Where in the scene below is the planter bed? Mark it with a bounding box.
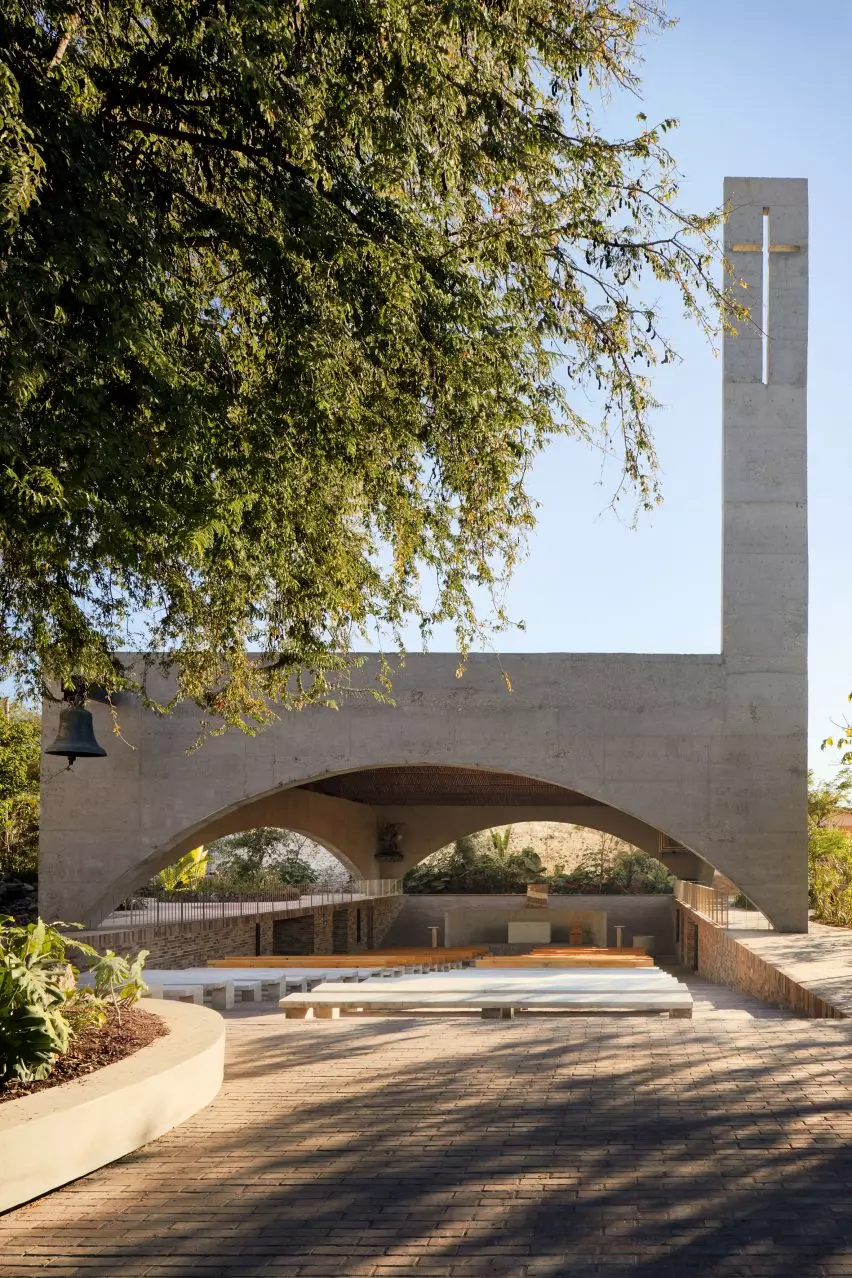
[0,998,224,1213]
[0,1006,167,1105]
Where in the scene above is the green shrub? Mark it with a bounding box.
[0,704,40,877]
[549,846,674,896]
[405,836,548,894]
[89,949,149,1026]
[809,826,852,926]
[0,916,148,1085]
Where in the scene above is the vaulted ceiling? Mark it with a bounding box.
[299,766,602,808]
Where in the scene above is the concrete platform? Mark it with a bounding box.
[0,1000,224,1214]
[730,921,852,1015]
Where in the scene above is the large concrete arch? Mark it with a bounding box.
[44,763,712,926]
[39,177,809,931]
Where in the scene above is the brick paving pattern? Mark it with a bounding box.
[3,973,852,1277]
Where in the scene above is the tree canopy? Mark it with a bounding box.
[0,1,731,728]
[0,701,40,875]
[207,827,319,887]
[404,825,673,894]
[808,769,852,831]
[807,771,852,927]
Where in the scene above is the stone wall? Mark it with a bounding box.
[369,895,405,948]
[382,894,676,955]
[75,894,404,967]
[676,902,844,1018]
[271,913,317,955]
[76,913,263,968]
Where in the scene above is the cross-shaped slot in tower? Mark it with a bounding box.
[730,207,801,385]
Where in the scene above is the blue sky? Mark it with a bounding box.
[394,1,851,780]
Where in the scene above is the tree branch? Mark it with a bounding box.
[48,13,79,69]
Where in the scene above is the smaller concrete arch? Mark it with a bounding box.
[400,814,714,887]
[84,785,375,924]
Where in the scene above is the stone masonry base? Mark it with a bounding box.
[73,895,404,967]
[676,902,844,1019]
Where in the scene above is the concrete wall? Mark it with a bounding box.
[444,905,608,948]
[383,894,676,957]
[39,177,809,932]
[0,999,225,1214]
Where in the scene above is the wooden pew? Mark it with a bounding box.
[478,956,654,969]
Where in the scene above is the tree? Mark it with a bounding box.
[807,769,852,831]
[573,832,623,892]
[0,701,39,876]
[157,845,208,891]
[489,828,513,861]
[806,771,852,926]
[207,827,318,887]
[549,833,673,894]
[0,1,735,728]
[608,848,673,894]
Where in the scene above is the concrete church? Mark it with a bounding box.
[40,177,809,932]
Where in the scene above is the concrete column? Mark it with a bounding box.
[718,177,808,930]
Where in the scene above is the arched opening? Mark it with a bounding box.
[83,761,755,927]
[402,821,678,897]
[151,827,355,896]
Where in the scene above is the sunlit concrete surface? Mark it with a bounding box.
[731,920,852,1015]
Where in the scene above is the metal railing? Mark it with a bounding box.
[674,879,772,931]
[675,880,729,926]
[94,877,402,931]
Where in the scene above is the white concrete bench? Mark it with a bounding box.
[144,968,292,1000]
[132,974,235,1010]
[312,969,681,991]
[313,974,683,995]
[280,989,693,1019]
[156,986,204,1006]
[142,979,262,1005]
[79,972,221,1008]
[254,967,405,985]
[279,969,694,1020]
[231,980,265,1002]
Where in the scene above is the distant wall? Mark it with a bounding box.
[382,894,676,955]
[446,906,607,947]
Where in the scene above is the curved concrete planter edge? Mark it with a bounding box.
[0,999,224,1213]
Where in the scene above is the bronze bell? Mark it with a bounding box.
[45,706,107,764]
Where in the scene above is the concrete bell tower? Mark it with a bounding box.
[720,177,808,925]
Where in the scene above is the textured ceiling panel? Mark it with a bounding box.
[300,766,601,808]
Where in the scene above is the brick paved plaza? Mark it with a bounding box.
[3,975,852,1278]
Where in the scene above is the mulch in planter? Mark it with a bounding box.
[0,1005,168,1104]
